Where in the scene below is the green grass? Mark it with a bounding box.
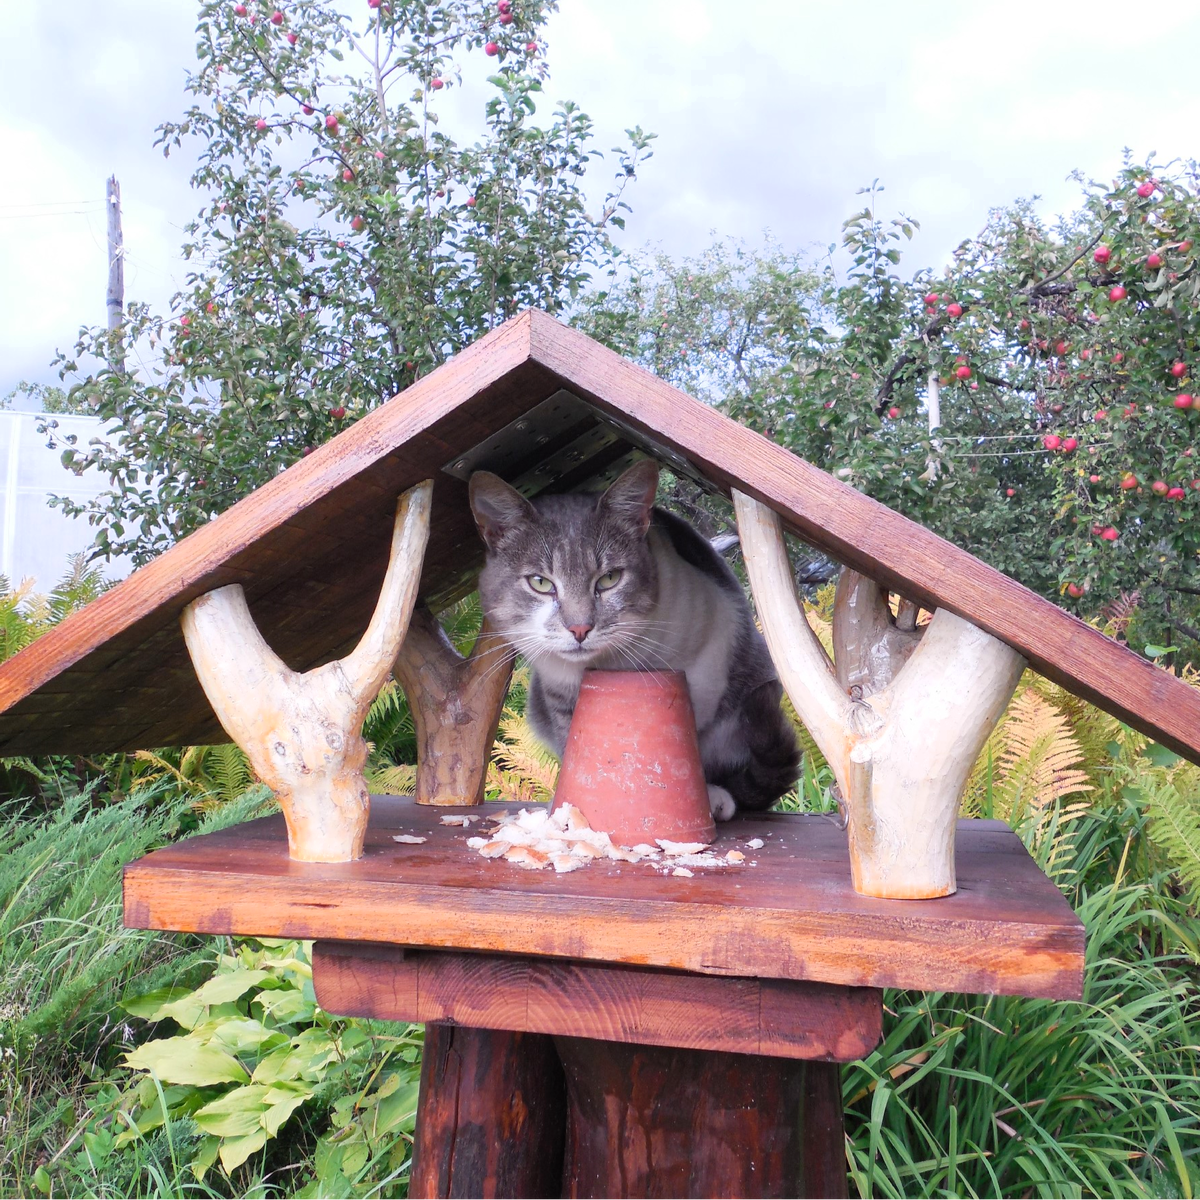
[2,758,1198,1197]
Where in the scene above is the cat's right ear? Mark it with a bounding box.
[469,472,536,550]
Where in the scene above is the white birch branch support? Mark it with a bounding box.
[181,480,434,862]
[733,489,1026,899]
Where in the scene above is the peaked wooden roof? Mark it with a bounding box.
[1,309,1196,758]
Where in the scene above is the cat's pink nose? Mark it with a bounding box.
[568,624,593,643]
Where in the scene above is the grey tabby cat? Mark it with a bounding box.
[469,460,800,818]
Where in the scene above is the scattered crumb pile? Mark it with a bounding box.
[454,803,755,875]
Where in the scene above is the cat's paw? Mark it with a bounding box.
[707,784,736,822]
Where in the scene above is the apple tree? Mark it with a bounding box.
[583,163,1200,663]
[50,0,652,565]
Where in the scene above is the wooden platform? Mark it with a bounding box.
[124,796,1084,1001]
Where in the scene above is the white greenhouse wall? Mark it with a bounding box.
[0,411,131,591]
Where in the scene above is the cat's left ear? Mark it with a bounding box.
[600,459,659,535]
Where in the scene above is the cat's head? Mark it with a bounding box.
[469,460,661,668]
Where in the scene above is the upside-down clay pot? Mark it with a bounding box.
[551,670,715,847]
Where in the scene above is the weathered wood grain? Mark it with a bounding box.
[409,1023,565,1200]
[310,942,881,1061]
[555,1036,846,1199]
[123,796,1085,1000]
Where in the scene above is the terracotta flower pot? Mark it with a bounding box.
[552,669,715,847]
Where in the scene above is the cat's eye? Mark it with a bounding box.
[595,569,623,592]
[526,574,556,594]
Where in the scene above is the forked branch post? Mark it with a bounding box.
[393,605,514,807]
[181,480,434,862]
[733,490,1025,898]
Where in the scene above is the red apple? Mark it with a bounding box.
[342,168,354,181]
[1006,488,1015,497]
[499,10,514,21]
[1019,318,1030,331]
[946,302,963,318]
[970,382,979,390]
[1146,252,1163,269]
[369,0,380,6]
[485,40,499,55]
[1113,351,1124,364]
[888,406,901,419]
[1095,409,1108,420]
[271,9,283,24]
[1101,527,1119,541]
[1062,437,1078,452]
[1108,285,1127,302]
[525,40,538,52]
[1067,583,1084,598]
[255,117,267,130]
[1080,348,1091,360]
[956,365,971,380]
[1174,394,1193,409]
[1137,180,1155,198]
[330,406,347,420]
[1167,486,1186,500]
[1043,434,1062,451]
[234,2,246,12]
[325,114,339,132]
[1171,362,1187,378]
[1051,403,1065,414]
[206,301,216,313]
[498,0,512,9]
[1093,244,1112,264]
[302,104,314,115]
[287,30,298,43]
[1089,474,1100,483]
[1152,479,1169,495]
[302,446,315,457]
[350,215,364,231]
[1120,474,1138,489]
[1181,394,1198,408]
[924,292,939,305]
[466,195,477,207]
[1056,341,1070,355]
[431,76,444,89]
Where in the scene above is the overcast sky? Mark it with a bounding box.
[3,0,1199,399]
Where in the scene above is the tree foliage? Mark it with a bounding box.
[582,162,1200,663]
[51,0,652,565]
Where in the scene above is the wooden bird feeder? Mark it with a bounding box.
[2,311,1197,1197]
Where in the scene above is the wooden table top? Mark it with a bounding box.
[123,796,1085,1000]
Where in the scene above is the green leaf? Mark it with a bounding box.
[193,1084,270,1137]
[121,986,194,1020]
[124,1037,249,1086]
[219,1129,268,1173]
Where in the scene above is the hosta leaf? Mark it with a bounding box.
[218,1130,268,1173]
[124,1037,249,1086]
[193,1084,270,1136]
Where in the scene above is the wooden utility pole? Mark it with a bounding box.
[106,175,125,369]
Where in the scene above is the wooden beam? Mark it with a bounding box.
[311,943,882,1062]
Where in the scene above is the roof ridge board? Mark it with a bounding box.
[0,313,535,713]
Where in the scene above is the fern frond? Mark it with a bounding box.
[366,762,417,795]
[491,709,558,800]
[1141,773,1200,897]
[991,688,1092,824]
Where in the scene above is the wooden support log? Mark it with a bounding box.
[409,1024,566,1200]
[181,481,433,862]
[393,606,513,807]
[555,1036,847,1200]
[733,489,1025,898]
